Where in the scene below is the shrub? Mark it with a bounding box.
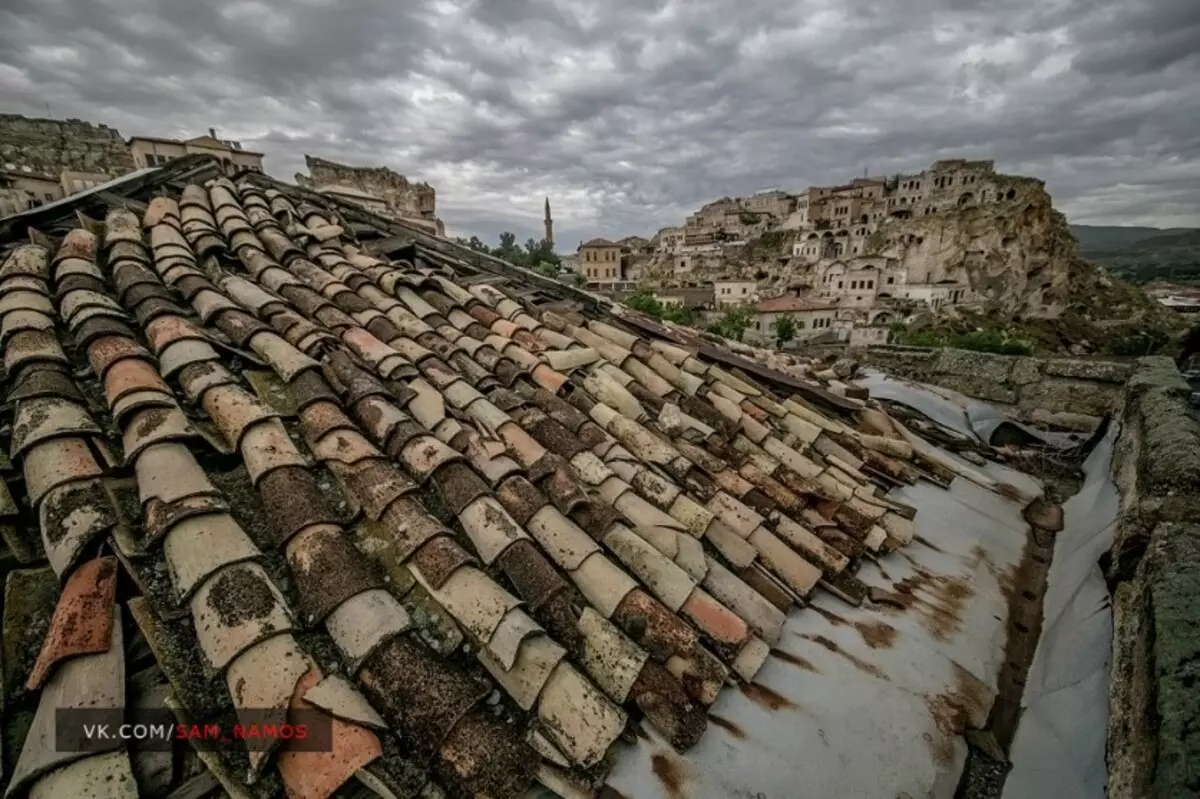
[1103,328,1171,356]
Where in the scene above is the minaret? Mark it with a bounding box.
[543,197,554,249]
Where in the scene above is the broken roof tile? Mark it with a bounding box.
[26,556,118,689]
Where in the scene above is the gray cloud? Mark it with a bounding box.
[2,0,1197,247]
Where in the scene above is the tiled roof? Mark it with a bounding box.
[580,238,616,248]
[0,154,1029,799]
[754,295,840,313]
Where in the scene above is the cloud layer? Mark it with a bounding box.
[3,0,1198,246]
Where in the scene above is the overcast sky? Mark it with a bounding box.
[2,0,1197,248]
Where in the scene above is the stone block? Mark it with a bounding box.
[1132,368,1200,498]
[1145,522,1200,799]
[942,374,1019,405]
[934,348,1014,383]
[1027,408,1102,432]
[1041,358,1134,383]
[1017,378,1121,417]
[1011,357,1043,385]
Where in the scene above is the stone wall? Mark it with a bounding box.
[850,345,1135,427]
[295,154,437,221]
[0,114,134,176]
[1106,357,1200,799]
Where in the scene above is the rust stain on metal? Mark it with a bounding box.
[995,482,1026,502]
[809,605,848,627]
[651,752,689,799]
[912,534,945,553]
[890,568,975,642]
[922,661,994,767]
[800,634,889,681]
[854,620,898,650]
[770,648,820,673]
[707,713,747,740]
[737,681,797,711]
[984,499,1057,752]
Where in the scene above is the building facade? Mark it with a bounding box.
[0,169,61,216]
[713,279,758,307]
[128,129,265,172]
[745,294,840,347]
[294,155,441,235]
[578,238,624,286]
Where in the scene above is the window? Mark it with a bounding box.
[797,320,806,329]
[887,276,894,284]
[850,281,857,289]
[837,281,843,289]
[45,192,55,201]
[866,280,873,289]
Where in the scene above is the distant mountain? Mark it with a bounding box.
[1070,224,1199,253]
[1076,226,1200,285]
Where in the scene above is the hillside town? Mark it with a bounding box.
[564,158,1038,347]
[0,113,1183,356]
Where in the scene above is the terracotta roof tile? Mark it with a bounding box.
[26,556,118,689]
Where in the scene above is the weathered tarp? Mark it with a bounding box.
[1002,422,1120,799]
[855,370,1088,450]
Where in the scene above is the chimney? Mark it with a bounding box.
[208,127,216,139]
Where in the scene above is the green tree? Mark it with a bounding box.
[773,313,797,348]
[524,237,560,268]
[626,291,665,318]
[709,305,753,342]
[662,304,693,326]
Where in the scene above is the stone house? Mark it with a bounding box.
[849,325,891,347]
[618,235,652,255]
[742,189,796,220]
[60,170,112,196]
[745,293,840,346]
[898,282,968,311]
[654,226,686,253]
[714,279,758,308]
[0,169,61,216]
[128,129,265,172]
[578,238,624,284]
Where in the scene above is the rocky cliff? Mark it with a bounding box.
[855,178,1181,351]
[862,176,1161,320]
[0,114,134,176]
